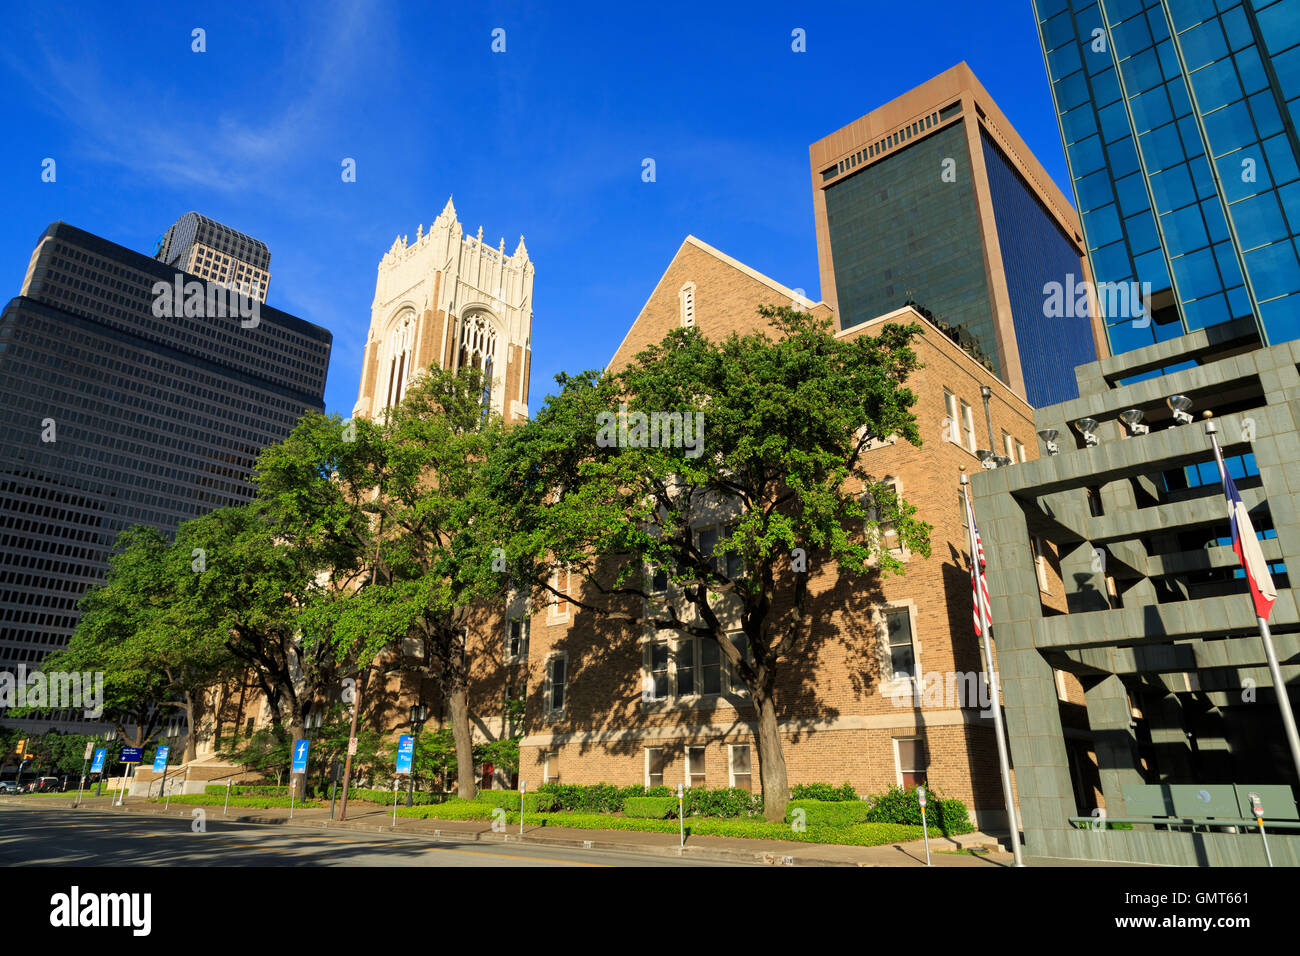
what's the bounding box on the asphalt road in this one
[0,805,749,867]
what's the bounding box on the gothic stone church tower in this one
[354,197,533,423]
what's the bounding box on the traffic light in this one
[15,739,25,756]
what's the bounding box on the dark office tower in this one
[155,211,272,303]
[0,221,330,727]
[810,63,1108,407]
[1031,0,1300,355]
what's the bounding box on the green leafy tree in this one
[487,307,930,821]
[318,367,509,801]
[39,526,233,755]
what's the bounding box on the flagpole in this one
[961,470,1024,866]
[1204,414,1300,784]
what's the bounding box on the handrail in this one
[1069,815,1300,830]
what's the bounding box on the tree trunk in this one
[286,719,307,801]
[448,684,476,801]
[183,690,200,763]
[754,689,789,823]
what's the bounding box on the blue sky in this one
[0,0,1069,417]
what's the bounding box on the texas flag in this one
[1211,441,1276,620]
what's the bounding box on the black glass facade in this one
[0,222,330,725]
[825,121,999,372]
[1034,0,1300,354]
[981,131,1102,406]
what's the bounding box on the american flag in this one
[964,486,992,636]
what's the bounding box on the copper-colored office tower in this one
[810,62,1108,407]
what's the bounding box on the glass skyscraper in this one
[1033,0,1300,354]
[810,63,1107,408]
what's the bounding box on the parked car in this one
[32,777,61,793]
[0,780,20,794]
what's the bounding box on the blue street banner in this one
[291,739,310,774]
[120,747,143,764]
[152,746,169,773]
[395,734,414,775]
[90,749,106,774]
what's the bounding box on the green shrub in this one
[864,785,973,835]
[203,783,290,797]
[397,799,499,821]
[683,786,763,818]
[536,782,629,813]
[623,796,676,819]
[151,794,321,809]
[789,782,858,802]
[474,790,557,813]
[786,799,873,827]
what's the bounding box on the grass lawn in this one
[148,795,323,809]
[394,800,924,847]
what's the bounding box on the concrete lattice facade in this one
[972,318,1300,864]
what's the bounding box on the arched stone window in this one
[385,310,416,410]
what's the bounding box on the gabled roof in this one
[606,235,827,370]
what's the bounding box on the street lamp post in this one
[406,703,428,808]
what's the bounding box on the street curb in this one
[3,798,904,866]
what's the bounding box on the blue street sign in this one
[152,746,169,773]
[395,734,414,775]
[120,747,143,764]
[291,739,310,774]
[90,749,106,774]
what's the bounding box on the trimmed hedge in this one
[789,782,858,802]
[865,785,973,835]
[474,791,558,813]
[623,796,676,819]
[150,795,322,809]
[204,784,290,797]
[786,799,873,827]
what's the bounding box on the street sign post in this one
[117,748,143,806]
[395,734,414,776]
[154,746,171,806]
[678,783,685,848]
[289,739,309,818]
[918,786,932,866]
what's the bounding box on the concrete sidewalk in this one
[0,795,1011,867]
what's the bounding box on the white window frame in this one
[727,743,753,790]
[644,746,666,788]
[685,745,707,788]
[943,389,961,446]
[695,522,742,579]
[892,736,927,789]
[547,566,572,625]
[864,477,909,561]
[877,601,920,697]
[1003,430,1016,464]
[505,615,530,663]
[544,651,568,715]
[642,633,732,703]
[543,750,559,784]
[960,400,977,452]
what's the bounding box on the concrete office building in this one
[154,211,273,304]
[0,220,331,731]
[1031,0,1300,352]
[810,62,1109,408]
[971,317,1300,865]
